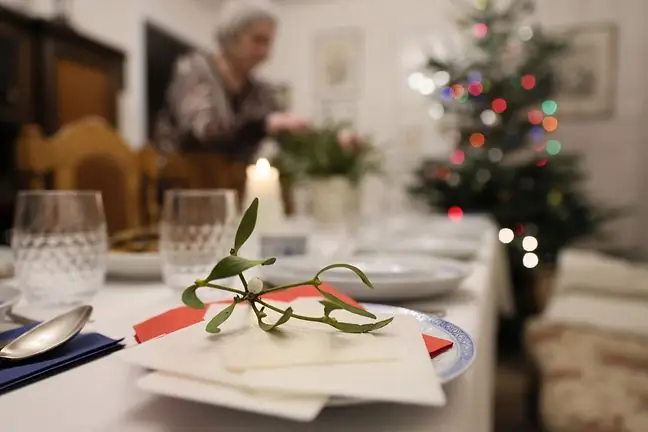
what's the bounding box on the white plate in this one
[107,251,161,279]
[359,235,480,260]
[328,303,476,406]
[279,254,426,278]
[0,284,21,317]
[261,254,471,301]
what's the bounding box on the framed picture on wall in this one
[313,27,364,97]
[553,24,618,119]
[317,99,357,125]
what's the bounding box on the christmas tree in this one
[408,0,616,283]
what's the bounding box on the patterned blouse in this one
[154,51,278,163]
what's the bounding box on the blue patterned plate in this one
[327,303,476,407]
[363,303,476,384]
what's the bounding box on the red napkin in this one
[133,283,454,358]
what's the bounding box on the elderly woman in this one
[155,0,307,208]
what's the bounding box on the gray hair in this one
[215,0,278,48]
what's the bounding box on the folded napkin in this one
[0,324,123,395]
[133,283,454,358]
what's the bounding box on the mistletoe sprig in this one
[181,198,393,334]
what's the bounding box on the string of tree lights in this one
[408,0,617,285]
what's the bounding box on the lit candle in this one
[245,158,284,233]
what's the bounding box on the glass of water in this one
[12,191,108,314]
[160,189,238,295]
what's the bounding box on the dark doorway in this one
[144,22,196,140]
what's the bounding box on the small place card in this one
[260,234,307,257]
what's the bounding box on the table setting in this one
[0,187,512,432]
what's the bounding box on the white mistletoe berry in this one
[248,277,264,294]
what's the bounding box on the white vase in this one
[310,176,359,226]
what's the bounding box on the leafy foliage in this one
[273,123,382,186]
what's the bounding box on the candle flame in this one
[256,158,271,175]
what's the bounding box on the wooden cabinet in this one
[0,5,125,243]
[0,6,125,130]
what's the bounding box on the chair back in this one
[50,117,141,234]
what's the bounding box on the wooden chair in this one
[138,143,193,225]
[48,117,141,234]
[15,124,54,190]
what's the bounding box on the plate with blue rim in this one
[327,303,476,407]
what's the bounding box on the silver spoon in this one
[0,305,93,361]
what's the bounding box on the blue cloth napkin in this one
[0,323,123,395]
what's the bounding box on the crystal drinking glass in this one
[160,189,239,295]
[12,191,108,313]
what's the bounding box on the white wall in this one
[0,0,218,148]
[264,0,648,251]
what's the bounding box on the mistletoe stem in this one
[255,298,327,323]
[261,280,316,294]
[204,283,245,296]
[238,274,248,291]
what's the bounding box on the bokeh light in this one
[528,110,543,125]
[522,236,538,252]
[468,81,483,96]
[492,98,507,113]
[498,228,514,244]
[474,0,488,10]
[542,116,558,132]
[469,132,486,148]
[476,168,491,183]
[428,103,445,120]
[473,23,488,39]
[419,78,436,95]
[452,84,465,99]
[529,126,545,141]
[408,72,424,90]
[450,149,465,165]
[440,86,453,101]
[548,189,563,206]
[518,26,534,41]
[480,109,498,126]
[467,70,483,83]
[448,206,464,222]
[536,159,548,167]
[541,100,558,115]
[523,253,539,268]
[521,74,536,90]
[433,71,451,86]
[488,148,503,162]
[546,139,561,155]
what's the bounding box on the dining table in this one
[0,215,513,432]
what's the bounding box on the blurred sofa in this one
[526,249,648,432]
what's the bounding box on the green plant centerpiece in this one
[181,197,393,334]
[272,123,382,186]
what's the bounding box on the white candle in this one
[245,158,285,233]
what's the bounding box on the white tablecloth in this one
[0,221,509,432]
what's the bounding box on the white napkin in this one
[136,371,326,422]
[121,304,328,421]
[120,298,446,418]
[219,299,400,372]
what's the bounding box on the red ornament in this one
[536,159,548,167]
[468,82,483,96]
[528,109,543,125]
[521,74,536,90]
[450,150,465,165]
[492,98,507,113]
[515,224,525,235]
[448,206,464,222]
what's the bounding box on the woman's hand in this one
[266,112,309,135]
